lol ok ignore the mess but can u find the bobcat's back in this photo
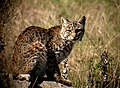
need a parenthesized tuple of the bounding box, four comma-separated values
(8, 16, 86, 87)
(10, 26, 49, 74)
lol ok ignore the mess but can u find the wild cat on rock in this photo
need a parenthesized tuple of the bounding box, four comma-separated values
(9, 16, 86, 88)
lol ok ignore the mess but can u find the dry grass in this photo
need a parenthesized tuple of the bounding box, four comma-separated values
(1, 0, 120, 88)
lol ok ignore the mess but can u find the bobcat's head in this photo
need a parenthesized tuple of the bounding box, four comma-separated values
(60, 16, 86, 41)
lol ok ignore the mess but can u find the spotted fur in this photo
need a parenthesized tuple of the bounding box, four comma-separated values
(9, 16, 86, 87)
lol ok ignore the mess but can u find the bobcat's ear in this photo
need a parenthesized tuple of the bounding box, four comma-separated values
(61, 17, 70, 25)
(78, 16, 86, 26)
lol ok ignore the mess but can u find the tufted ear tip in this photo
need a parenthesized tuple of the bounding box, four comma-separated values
(61, 17, 70, 24)
(82, 16, 86, 21)
(78, 16, 86, 26)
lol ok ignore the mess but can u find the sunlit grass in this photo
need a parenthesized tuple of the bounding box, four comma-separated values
(2, 0, 120, 87)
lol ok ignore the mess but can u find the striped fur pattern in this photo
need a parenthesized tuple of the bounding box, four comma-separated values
(9, 16, 86, 87)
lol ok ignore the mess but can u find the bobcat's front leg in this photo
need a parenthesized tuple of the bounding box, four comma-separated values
(46, 65, 72, 86)
(46, 50, 72, 86)
(54, 72, 72, 86)
(46, 58, 72, 86)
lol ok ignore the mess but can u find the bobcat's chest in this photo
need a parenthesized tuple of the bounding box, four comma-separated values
(49, 40, 74, 63)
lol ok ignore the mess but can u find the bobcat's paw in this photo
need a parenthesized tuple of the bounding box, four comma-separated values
(15, 74, 30, 81)
(60, 79, 72, 86)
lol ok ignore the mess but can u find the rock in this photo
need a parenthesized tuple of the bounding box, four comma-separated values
(41, 81, 74, 88)
(11, 80, 74, 88)
(11, 80, 30, 88)
(0, 73, 74, 88)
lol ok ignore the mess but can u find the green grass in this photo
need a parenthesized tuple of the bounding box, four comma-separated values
(1, 0, 120, 88)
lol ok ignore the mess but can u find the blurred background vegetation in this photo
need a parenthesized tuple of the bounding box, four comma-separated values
(0, 0, 120, 88)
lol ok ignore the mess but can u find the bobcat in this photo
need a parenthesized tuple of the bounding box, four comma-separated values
(9, 16, 86, 88)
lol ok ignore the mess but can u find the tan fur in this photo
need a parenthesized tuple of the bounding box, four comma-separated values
(9, 16, 86, 87)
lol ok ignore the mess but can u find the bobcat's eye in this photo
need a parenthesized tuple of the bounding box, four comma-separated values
(74, 23, 77, 26)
